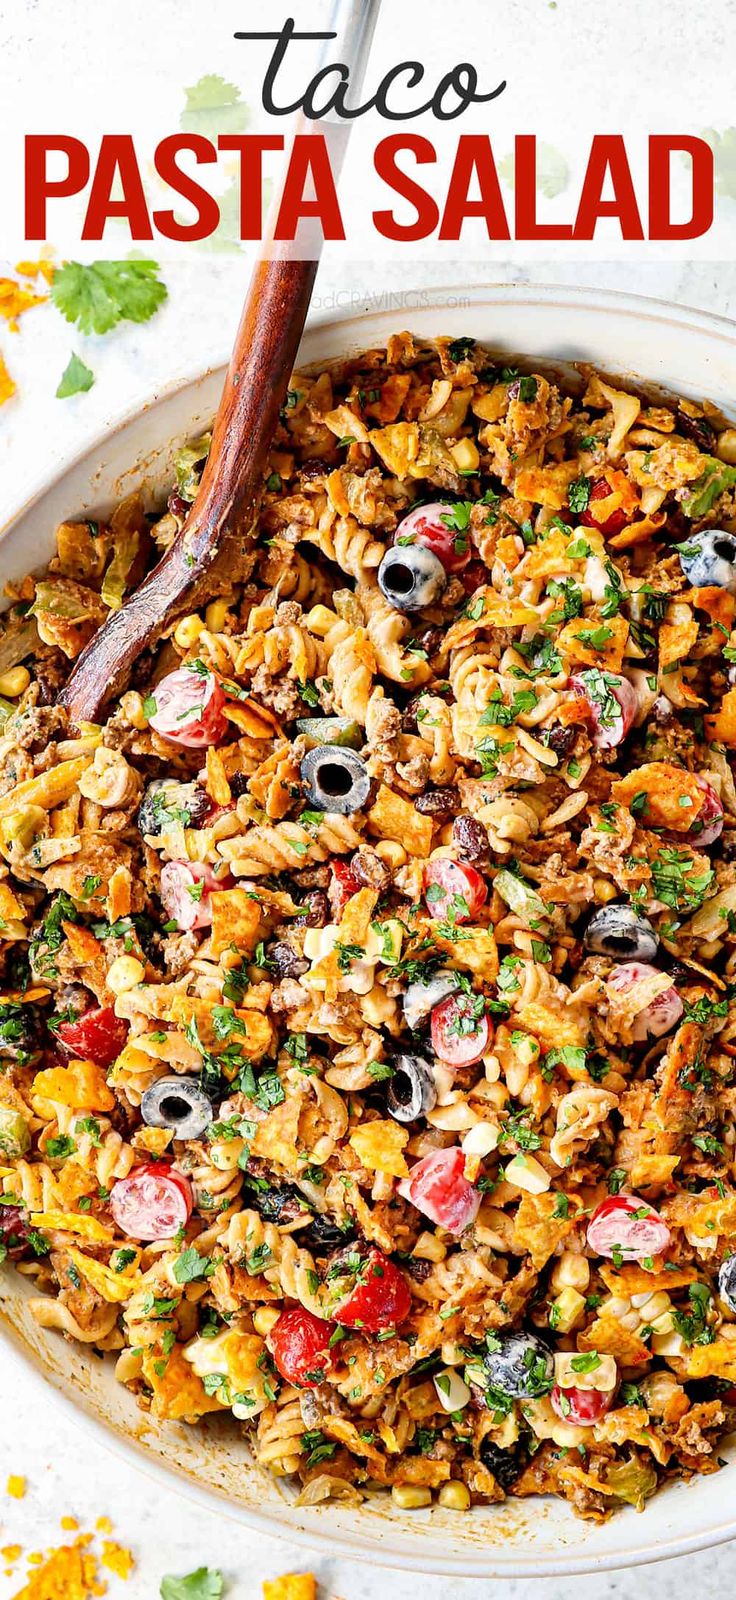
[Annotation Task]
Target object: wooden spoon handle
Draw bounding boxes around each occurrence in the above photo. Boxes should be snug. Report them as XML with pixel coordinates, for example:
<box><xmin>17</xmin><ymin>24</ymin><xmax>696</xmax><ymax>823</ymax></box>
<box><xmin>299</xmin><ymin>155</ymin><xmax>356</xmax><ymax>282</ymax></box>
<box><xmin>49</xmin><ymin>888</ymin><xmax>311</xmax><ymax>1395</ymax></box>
<box><xmin>59</xmin><ymin>254</ymin><xmax>317</xmax><ymax>724</ymax></box>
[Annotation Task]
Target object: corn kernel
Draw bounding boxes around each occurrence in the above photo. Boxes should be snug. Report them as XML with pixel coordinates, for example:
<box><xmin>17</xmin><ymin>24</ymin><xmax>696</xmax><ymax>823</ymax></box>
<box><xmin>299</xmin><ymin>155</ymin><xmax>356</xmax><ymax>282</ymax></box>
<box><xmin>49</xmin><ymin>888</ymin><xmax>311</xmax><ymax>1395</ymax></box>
<box><xmin>438</xmin><ymin>1480</ymin><xmax>471</xmax><ymax>1511</ymax></box>
<box><xmin>434</xmin><ymin>1368</ymin><xmax>471</xmax><ymax>1412</ymax></box>
<box><xmin>174</xmin><ymin>613</ymin><xmax>205</xmax><ymax>650</ymax></box>
<box><xmin>120</xmin><ymin>690</ymin><xmax>148</xmax><ymax>731</ymax></box>
<box><xmin>412</xmin><ymin>1230</ymin><xmax>447</xmax><ymax>1262</ymax></box>
<box><xmin>461</xmin><ymin>1121</ymin><xmax>499</xmax><ymax>1158</ymax></box>
<box><xmin>717</xmin><ymin>427</ymin><xmax>736</xmax><ymax>466</ymax></box>
<box><xmin>253</xmin><ymin>1306</ymin><xmax>281</xmax><ymax>1337</ymax></box>
<box><xmin>0</xmin><ymin>667</ymin><xmax>30</xmax><ymax>697</ymax></box>
<box><xmin>593</xmin><ymin>877</ymin><xmax>619</xmax><ymax>904</ymax></box>
<box><xmin>374</xmin><ymin>840</ymin><xmax>406</xmax><ymax>868</ymax></box>
<box><xmin>205</xmin><ymin>599</ymin><xmax>230</xmax><ymax>632</ymax></box>
<box><xmin>554</xmin><ymin>1352</ymin><xmax>617</xmax><ymax>1392</ymax></box>
<box><xmin>549</xmin><ymin>1286</ymin><xmax>586</xmax><ymax>1334</ymax></box>
<box><xmin>450</xmin><ymin>438</ymin><xmax>480</xmax><ymax>473</ymax></box>
<box><xmin>106</xmin><ymin>955</ymin><xmax>145</xmax><ymax>994</ymax></box>
<box><xmin>551</xmin><ymin>1252</ymin><xmax>590</xmax><ymax>1293</ymax></box>
<box><xmin>305</xmin><ymin>604</ymin><xmax>339</xmax><ymax>637</ymax></box>
<box><xmin>391</xmin><ymin>1485</ymin><xmax>432</xmax><ymax>1509</ymax></box>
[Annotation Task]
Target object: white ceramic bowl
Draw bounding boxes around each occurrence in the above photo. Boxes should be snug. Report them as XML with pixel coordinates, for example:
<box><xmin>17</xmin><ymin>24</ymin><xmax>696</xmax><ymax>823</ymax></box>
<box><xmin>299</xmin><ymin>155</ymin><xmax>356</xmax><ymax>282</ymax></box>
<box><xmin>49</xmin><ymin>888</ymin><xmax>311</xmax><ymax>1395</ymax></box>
<box><xmin>2</xmin><ymin>285</ymin><xmax>736</xmax><ymax>1576</ymax></box>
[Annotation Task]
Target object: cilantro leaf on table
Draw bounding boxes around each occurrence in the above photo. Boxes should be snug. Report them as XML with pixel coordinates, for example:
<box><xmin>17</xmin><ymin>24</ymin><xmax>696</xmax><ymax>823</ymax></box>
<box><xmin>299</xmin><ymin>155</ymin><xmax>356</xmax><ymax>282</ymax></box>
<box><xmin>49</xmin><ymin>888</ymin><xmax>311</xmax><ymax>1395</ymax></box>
<box><xmin>51</xmin><ymin>260</ymin><xmax>167</xmax><ymax>336</ymax></box>
<box><xmin>180</xmin><ymin>74</ymin><xmax>249</xmax><ymax>138</ymax></box>
<box><xmin>160</xmin><ymin>1568</ymin><xmax>225</xmax><ymax>1600</ymax></box>
<box><xmin>56</xmin><ymin>351</ymin><xmax>95</xmax><ymax>399</ymax></box>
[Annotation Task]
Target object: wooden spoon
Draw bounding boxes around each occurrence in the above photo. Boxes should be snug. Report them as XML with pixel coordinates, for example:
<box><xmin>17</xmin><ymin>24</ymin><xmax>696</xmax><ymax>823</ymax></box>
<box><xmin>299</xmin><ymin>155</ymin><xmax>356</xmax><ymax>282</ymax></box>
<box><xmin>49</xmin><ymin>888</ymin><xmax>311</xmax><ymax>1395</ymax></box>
<box><xmin>59</xmin><ymin>0</ymin><xmax>381</xmax><ymax>724</ymax></box>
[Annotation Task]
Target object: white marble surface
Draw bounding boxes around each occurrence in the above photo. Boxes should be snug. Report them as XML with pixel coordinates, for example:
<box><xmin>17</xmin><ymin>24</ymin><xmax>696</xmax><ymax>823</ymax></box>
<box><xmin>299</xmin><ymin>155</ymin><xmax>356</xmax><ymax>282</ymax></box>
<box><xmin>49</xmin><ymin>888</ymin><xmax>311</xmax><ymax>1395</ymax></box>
<box><xmin>2</xmin><ymin>256</ymin><xmax>736</xmax><ymax>1597</ymax></box>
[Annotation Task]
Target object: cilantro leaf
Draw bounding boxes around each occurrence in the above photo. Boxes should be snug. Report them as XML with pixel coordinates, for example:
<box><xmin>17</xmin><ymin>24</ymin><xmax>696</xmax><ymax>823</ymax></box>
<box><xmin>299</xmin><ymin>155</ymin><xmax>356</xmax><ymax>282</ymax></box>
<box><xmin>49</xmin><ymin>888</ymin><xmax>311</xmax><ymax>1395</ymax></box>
<box><xmin>51</xmin><ymin>260</ymin><xmax>168</xmax><ymax>336</ymax></box>
<box><xmin>160</xmin><ymin>1569</ymin><xmax>224</xmax><ymax>1600</ymax></box>
<box><xmin>56</xmin><ymin>352</ymin><xmax>94</xmax><ymax>399</ymax></box>
<box><xmin>181</xmin><ymin>74</ymin><xmax>249</xmax><ymax>138</ymax></box>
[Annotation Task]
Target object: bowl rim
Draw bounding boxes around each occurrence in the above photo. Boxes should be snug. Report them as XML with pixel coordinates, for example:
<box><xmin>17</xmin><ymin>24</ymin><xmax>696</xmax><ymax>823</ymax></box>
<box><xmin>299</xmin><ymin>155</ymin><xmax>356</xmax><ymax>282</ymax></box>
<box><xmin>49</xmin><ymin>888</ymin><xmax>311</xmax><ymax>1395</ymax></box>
<box><xmin>4</xmin><ymin>278</ymin><xmax>736</xmax><ymax>1576</ymax></box>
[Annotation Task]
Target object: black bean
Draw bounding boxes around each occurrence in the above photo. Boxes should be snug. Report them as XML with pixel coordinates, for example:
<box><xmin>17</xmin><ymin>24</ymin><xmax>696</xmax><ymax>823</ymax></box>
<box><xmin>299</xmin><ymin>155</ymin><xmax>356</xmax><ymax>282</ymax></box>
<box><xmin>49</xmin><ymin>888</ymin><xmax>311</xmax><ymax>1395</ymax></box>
<box><xmin>228</xmin><ymin>772</ymin><xmax>251</xmax><ymax>799</ymax></box>
<box><xmin>479</xmin><ymin>1437</ymin><xmax>528</xmax><ymax>1491</ymax></box>
<box><xmin>415</xmin><ymin>626</ymin><xmax>445</xmax><ymax>660</ymax></box>
<box><xmin>677</xmin><ymin>407</ymin><xmax>717</xmax><ymax>453</ymax></box>
<box><xmin>167</xmin><ymin>491</ymin><xmax>190</xmax><ymax>520</ymax></box>
<box><xmin>302</xmin><ymin>890</ymin><xmax>330</xmax><ymax>928</ymax></box>
<box><xmin>542</xmin><ymin>723</ymin><xmax>576</xmax><ymax>759</ymax></box>
<box><xmin>403</xmin><ymin>1257</ymin><xmax>433</xmax><ymax>1282</ymax></box>
<box><xmin>243</xmin><ymin>1179</ymin><xmax>305</xmax><ymax>1224</ymax></box>
<box><xmin>304</xmin><ymin>1213</ymin><xmax>355</xmax><ymax>1251</ymax></box>
<box><xmin>452</xmin><ymin>813</ymin><xmax>490</xmax><ymax>863</ymax></box>
<box><xmin>270</xmin><ymin>941</ymin><xmax>309</xmax><ymax>979</ymax></box>
<box><xmin>415</xmin><ymin>787</ymin><xmax>460</xmax><ymax>819</ymax></box>
<box><xmin>351</xmin><ymin>849</ymin><xmax>392</xmax><ymax>891</ymax></box>
<box><xmin>293</xmin><ymin>866</ymin><xmax>331</xmax><ymax>889</ymax></box>
<box><xmin>299</xmin><ymin>457</ymin><xmax>328</xmax><ymax>483</ymax></box>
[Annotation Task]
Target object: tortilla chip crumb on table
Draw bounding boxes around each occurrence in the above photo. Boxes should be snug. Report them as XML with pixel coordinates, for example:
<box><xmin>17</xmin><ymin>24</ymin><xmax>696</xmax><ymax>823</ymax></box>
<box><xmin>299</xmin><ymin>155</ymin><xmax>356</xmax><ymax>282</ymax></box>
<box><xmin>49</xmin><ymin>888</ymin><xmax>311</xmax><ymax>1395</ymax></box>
<box><xmin>0</xmin><ymin>352</ymin><xmax>16</xmax><ymax>405</ymax></box>
<box><xmin>6</xmin><ymin>1476</ymin><xmax>26</xmax><ymax>1500</ymax></box>
<box><xmin>2</xmin><ymin>1526</ymin><xmax>135</xmax><ymax>1599</ymax></box>
<box><xmin>263</xmin><ymin>1576</ymin><xmax>317</xmax><ymax>1600</ymax></box>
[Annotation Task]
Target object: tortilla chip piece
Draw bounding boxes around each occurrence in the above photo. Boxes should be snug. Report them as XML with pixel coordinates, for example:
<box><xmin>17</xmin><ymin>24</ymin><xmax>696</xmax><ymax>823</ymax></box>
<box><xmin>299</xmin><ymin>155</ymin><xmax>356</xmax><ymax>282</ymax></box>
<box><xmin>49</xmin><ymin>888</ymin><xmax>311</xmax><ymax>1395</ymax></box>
<box><xmin>369</xmin><ymin>421</ymin><xmax>420</xmax><ymax>477</ymax></box>
<box><xmin>0</xmin><ymin>882</ymin><xmax>26</xmax><ymax>922</ymax></box>
<box><xmin>30</xmin><ymin>1210</ymin><xmax>113</xmax><ymax>1244</ymax></box>
<box><xmin>578</xmin><ymin>1314</ymin><xmax>650</xmax><ymax>1366</ymax></box>
<box><xmin>659</xmin><ymin>605</ymin><xmax>700</xmax><ymax>670</ymax></box>
<box><xmin>367</xmin><ymin>785</ymin><xmax>433</xmax><ymax>858</ymax></box>
<box><xmin>224</xmin><ymin>697</ymin><xmax>281</xmax><ymax>739</ymax></box>
<box><xmin>431</xmin><ymin>923</ymin><xmax>499</xmax><ymax>981</ymax></box>
<box><xmin>706</xmin><ymin>686</ymin><xmax>736</xmax><ymax>746</ymax></box>
<box><xmin>210</xmin><ymin>887</ymin><xmax>262</xmax><ymax>958</ymax></box>
<box><xmin>0</xmin><ymin>756</ymin><xmax>93</xmax><ymax>816</ymax></box>
<box><xmin>513</xmin><ymin>461</ymin><xmax>579</xmax><ymax>510</ymax></box>
<box><xmin>517</xmin><ymin>1000</ymin><xmax>587</xmax><ymax>1050</ymax></box>
<box><xmin>350</xmin><ymin>1119</ymin><xmax>409</xmax><ymax>1178</ymax></box>
<box><xmin>0</xmin><ymin>353</ymin><xmax>16</xmax><ymax>406</ymax></box>
<box><xmin>205</xmin><ymin>745</ymin><xmax>232</xmax><ymax>806</ymax></box>
<box><xmin>262</xmin><ymin>1577</ymin><xmax>317</xmax><ymax>1600</ymax></box>
<box><xmin>691</xmin><ymin>586</ymin><xmax>736</xmax><ymax>629</ymax></box>
<box><xmin>32</xmin><ymin>1059</ymin><xmax>115</xmax><ymax>1112</ymax></box>
<box><xmin>611</xmin><ymin>762</ymin><xmax>704</xmax><ymax>831</ymax></box>
<box><xmin>512</xmin><ymin>1190</ymin><xmax>576</xmax><ymax>1269</ymax></box>
<box><xmin>630</xmin><ymin>1152</ymin><xmax>680</xmax><ymax>1188</ymax></box>
<box><xmin>600</xmin><ymin>1263</ymin><xmax>698</xmax><ymax>1296</ymax></box>
<box><xmin>558</xmin><ymin>614</ymin><xmax>629</xmax><ymax>671</ymax></box>
<box><xmin>685</xmin><ymin>1340</ymin><xmax>736</xmax><ymax>1382</ymax></box>
<box><xmin>170</xmin><ymin>995</ymin><xmax>272</xmax><ymax>1061</ymax></box>
<box><xmin>66</xmin><ymin>1248</ymin><xmax>140</xmax><ymax>1304</ymax></box>
<box><xmin>251</xmin><ymin>1094</ymin><xmax>302</xmax><ymax>1172</ymax></box>
<box><xmin>143</xmin><ymin>1345</ymin><xmax>225</xmax><ymax>1422</ymax></box>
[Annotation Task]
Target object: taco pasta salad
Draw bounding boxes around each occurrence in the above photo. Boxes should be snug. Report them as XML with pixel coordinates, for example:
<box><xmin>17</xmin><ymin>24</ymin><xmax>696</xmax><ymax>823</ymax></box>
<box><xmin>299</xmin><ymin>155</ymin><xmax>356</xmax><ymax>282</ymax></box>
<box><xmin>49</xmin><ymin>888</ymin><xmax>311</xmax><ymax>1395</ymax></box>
<box><xmin>4</xmin><ymin>333</ymin><xmax>736</xmax><ymax>1521</ymax></box>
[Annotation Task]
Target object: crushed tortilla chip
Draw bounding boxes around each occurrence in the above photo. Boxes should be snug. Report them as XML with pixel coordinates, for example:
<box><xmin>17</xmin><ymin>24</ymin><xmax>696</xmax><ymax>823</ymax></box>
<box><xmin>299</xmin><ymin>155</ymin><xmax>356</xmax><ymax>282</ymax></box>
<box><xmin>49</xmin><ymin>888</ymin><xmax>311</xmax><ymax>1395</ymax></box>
<box><xmin>558</xmin><ymin>613</ymin><xmax>629</xmax><ymax>671</ymax></box>
<box><xmin>367</xmin><ymin>785</ymin><xmax>433</xmax><ymax>858</ymax></box>
<box><xmin>611</xmin><ymin>761</ymin><xmax>705</xmax><ymax>831</ymax></box>
<box><xmin>15</xmin><ymin>259</ymin><xmax>56</xmax><ymax>286</ymax></box>
<box><xmin>350</xmin><ymin>1119</ymin><xmax>409</xmax><ymax>1177</ymax></box>
<box><xmin>32</xmin><ymin>1059</ymin><xmax>115</xmax><ymax>1113</ymax></box>
<box><xmin>100</xmin><ymin>1540</ymin><xmax>135</xmax><ymax>1580</ymax></box>
<box><xmin>263</xmin><ymin>1577</ymin><xmax>317</xmax><ymax>1600</ymax></box>
<box><xmin>210</xmin><ymin>887</ymin><xmax>262</xmax><ymax>958</ymax></box>
<box><xmin>29</xmin><ymin>1210</ymin><xmax>113</xmax><ymax>1244</ymax></box>
<box><xmin>0</xmin><ymin>352</ymin><xmax>16</xmax><ymax>406</ymax></box>
<box><xmin>578</xmin><ymin>1313</ymin><xmax>650</xmax><ymax>1366</ymax></box>
<box><xmin>512</xmin><ymin>1190</ymin><xmax>577</xmax><ymax>1269</ymax></box>
<box><xmin>66</xmin><ymin>1248</ymin><xmax>140</xmax><ymax>1304</ymax></box>
<box><xmin>0</xmin><ymin>277</ymin><xmax>46</xmax><ymax>331</ymax></box>
<box><xmin>9</xmin><ymin>1535</ymin><xmax>100</xmax><ymax>1600</ymax></box>
<box><xmin>706</xmin><ymin>685</ymin><xmax>736</xmax><ymax>746</ymax></box>
<box><xmin>6</xmin><ymin>1475</ymin><xmax>25</xmax><ymax>1499</ymax></box>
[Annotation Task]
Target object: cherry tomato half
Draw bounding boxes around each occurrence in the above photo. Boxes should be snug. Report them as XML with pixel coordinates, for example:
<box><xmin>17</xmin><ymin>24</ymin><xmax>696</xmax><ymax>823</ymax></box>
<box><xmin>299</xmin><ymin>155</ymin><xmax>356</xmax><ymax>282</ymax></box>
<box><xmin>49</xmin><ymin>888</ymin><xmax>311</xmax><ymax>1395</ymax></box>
<box><xmin>159</xmin><ymin>860</ymin><xmax>222</xmax><ymax>932</ymax></box>
<box><xmin>395</xmin><ymin>501</ymin><xmax>472</xmax><ymax>573</ymax></box>
<box><xmin>579</xmin><ymin>477</ymin><xmax>629</xmax><ymax>537</ymax></box>
<box><xmin>110</xmin><ymin>1163</ymin><xmax>193</xmax><ymax>1241</ymax></box>
<box><xmin>56</xmin><ymin>1005</ymin><xmax>128</xmax><ymax>1069</ymax></box>
<box><xmin>148</xmin><ymin>665</ymin><xmax>228</xmax><ymax>749</ymax></box>
<box><xmin>569</xmin><ymin>670</ymin><xmax>637</xmax><ymax>751</ymax></box>
<box><xmin>424</xmin><ymin>858</ymin><xmax>487</xmax><ymax>923</ymax></box>
<box><xmin>431</xmin><ymin>992</ymin><xmax>491</xmax><ymax>1067</ymax></box>
<box><xmin>606</xmin><ymin>962</ymin><xmax>683</xmax><ymax>1043</ymax></box>
<box><xmin>268</xmin><ymin>1307</ymin><xmax>335</xmax><ymax>1388</ymax></box>
<box><xmin>398</xmin><ymin>1146</ymin><xmax>480</xmax><ymax>1235</ymax></box>
<box><xmin>586</xmin><ymin>1193</ymin><xmax>671</xmax><ymax>1262</ymax></box>
<box><xmin>330</xmin><ymin>1246</ymin><xmax>412</xmax><ymax>1332</ymax></box>
<box><xmin>551</xmin><ymin>1384</ymin><xmax>613</xmax><ymax>1426</ymax></box>
<box><xmin>329</xmin><ymin>859</ymin><xmax>362</xmax><ymax>920</ymax></box>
